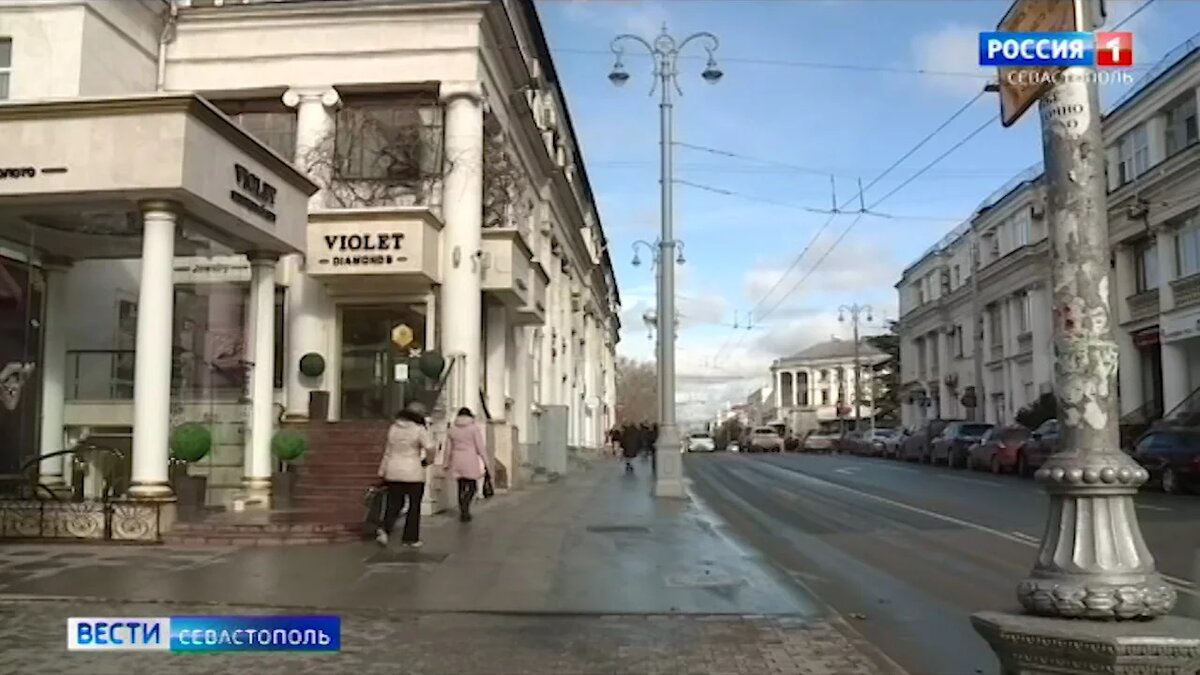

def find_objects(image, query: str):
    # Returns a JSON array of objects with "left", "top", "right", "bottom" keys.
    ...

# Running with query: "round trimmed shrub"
[
  {"left": 299, "top": 352, "right": 325, "bottom": 378},
  {"left": 170, "top": 423, "right": 212, "bottom": 463},
  {"left": 271, "top": 429, "right": 309, "bottom": 463},
  {"left": 417, "top": 351, "right": 445, "bottom": 378}
]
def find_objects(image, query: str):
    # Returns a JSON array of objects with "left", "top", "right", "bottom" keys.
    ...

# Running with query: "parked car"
[
  {"left": 901, "top": 419, "right": 962, "bottom": 463},
  {"left": 930, "top": 422, "right": 994, "bottom": 468},
  {"left": 835, "top": 430, "right": 866, "bottom": 454},
  {"left": 860, "top": 428, "right": 900, "bottom": 457},
  {"left": 1130, "top": 428, "right": 1200, "bottom": 494},
  {"left": 727, "top": 441, "right": 741, "bottom": 453},
  {"left": 686, "top": 433, "right": 716, "bottom": 453},
  {"left": 749, "top": 426, "right": 784, "bottom": 453},
  {"left": 1021, "top": 418, "right": 1060, "bottom": 476},
  {"left": 880, "top": 428, "right": 907, "bottom": 458},
  {"left": 968, "top": 425, "right": 1032, "bottom": 473},
  {"left": 803, "top": 431, "right": 837, "bottom": 453}
]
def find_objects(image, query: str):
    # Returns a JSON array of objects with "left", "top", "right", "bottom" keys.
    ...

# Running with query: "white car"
[{"left": 686, "top": 433, "right": 716, "bottom": 452}]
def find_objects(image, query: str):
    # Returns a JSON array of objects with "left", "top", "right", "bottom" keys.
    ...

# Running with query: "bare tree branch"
[{"left": 615, "top": 356, "right": 658, "bottom": 427}]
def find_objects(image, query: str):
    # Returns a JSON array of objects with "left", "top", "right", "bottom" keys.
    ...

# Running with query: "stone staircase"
[{"left": 289, "top": 419, "right": 393, "bottom": 529}]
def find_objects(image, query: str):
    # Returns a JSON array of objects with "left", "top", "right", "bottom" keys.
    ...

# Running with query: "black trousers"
[
  {"left": 381, "top": 481, "right": 424, "bottom": 543},
  {"left": 456, "top": 478, "right": 478, "bottom": 517}
]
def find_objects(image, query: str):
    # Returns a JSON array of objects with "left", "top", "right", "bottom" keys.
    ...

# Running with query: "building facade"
[
  {"left": 897, "top": 39, "right": 1200, "bottom": 433},
  {"left": 770, "top": 338, "right": 887, "bottom": 434},
  {"left": 0, "top": 0, "right": 619, "bottom": 507}
]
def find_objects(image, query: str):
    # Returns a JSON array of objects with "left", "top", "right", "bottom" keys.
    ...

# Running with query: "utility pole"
[
  {"left": 839, "top": 304, "right": 873, "bottom": 432},
  {"left": 973, "top": 0, "right": 1198, "bottom": 669},
  {"left": 970, "top": 230, "right": 986, "bottom": 423},
  {"left": 611, "top": 25, "right": 722, "bottom": 499}
]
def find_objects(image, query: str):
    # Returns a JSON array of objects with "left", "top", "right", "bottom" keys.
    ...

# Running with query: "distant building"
[{"left": 770, "top": 338, "right": 888, "bottom": 434}]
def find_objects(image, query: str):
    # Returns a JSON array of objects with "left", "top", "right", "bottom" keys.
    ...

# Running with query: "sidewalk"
[{"left": 0, "top": 457, "right": 904, "bottom": 674}]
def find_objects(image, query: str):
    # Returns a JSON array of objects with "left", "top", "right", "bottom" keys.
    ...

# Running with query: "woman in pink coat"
[{"left": 443, "top": 407, "right": 490, "bottom": 522}]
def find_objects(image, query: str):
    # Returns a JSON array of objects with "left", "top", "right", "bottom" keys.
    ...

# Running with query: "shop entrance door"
[
  {"left": 339, "top": 305, "right": 425, "bottom": 420},
  {"left": 0, "top": 254, "right": 43, "bottom": 477}
]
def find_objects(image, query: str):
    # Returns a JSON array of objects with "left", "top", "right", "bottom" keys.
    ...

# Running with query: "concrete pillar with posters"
[{"left": 972, "top": 1, "right": 1200, "bottom": 670}]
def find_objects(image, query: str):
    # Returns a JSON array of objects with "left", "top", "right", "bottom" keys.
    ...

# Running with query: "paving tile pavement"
[{"left": 0, "top": 600, "right": 896, "bottom": 675}]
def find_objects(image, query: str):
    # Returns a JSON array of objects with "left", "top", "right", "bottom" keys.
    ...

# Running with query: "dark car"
[
  {"left": 900, "top": 419, "right": 962, "bottom": 463},
  {"left": 930, "top": 422, "right": 994, "bottom": 468},
  {"left": 1130, "top": 428, "right": 1200, "bottom": 494},
  {"left": 1021, "top": 418, "right": 1060, "bottom": 476},
  {"left": 968, "top": 425, "right": 1032, "bottom": 473}
]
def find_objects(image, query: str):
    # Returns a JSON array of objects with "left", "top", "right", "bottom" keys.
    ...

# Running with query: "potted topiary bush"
[
  {"left": 169, "top": 422, "right": 212, "bottom": 519},
  {"left": 271, "top": 429, "right": 309, "bottom": 509}
]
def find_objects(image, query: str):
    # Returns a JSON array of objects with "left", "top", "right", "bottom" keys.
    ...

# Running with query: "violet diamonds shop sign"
[{"left": 317, "top": 232, "right": 408, "bottom": 268}]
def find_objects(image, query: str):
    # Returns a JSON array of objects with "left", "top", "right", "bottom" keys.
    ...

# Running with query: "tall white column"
[
  {"left": 582, "top": 311, "right": 597, "bottom": 448},
  {"left": 485, "top": 301, "right": 508, "bottom": 421},
  {"left": 1155, "top": 224, "right": 1176, "bottom": 312},
  {"left": 512, "top": 325, "right": 531, "bottom": 442},
  {"left": 37, "top": 263, "right": 71, "bottom": 487},
  {"left": 937, "top": 330, "right": 952, "bottom": 414},
  {"left": 282, "top": 87, "right": 340, "bottom": 418},
  {"left": 1115, "top": 326, "right": 1143, "bottom": 416},
  {"left": 128, "top": 202, "right": 178, "bottom": 500},
  {"left": 440, "top": 82, "right": 485, "bottom": 415},
  {"left": 1029, "top": 284, "right": 1053, "bottom": 390},
  {"left": 1162, "top": 340, "right": 1190, "bottom": 416},
  {"left": 244, "top": 254, "right": 278, "bottom": 499}
]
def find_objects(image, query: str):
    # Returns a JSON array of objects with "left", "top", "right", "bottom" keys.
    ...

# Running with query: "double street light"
[
  {"left": 838, "top": 303, "right": 873, "bottom": 432},
  {"left": 611, "top": 25, "right": 722, "bottom": 498}
]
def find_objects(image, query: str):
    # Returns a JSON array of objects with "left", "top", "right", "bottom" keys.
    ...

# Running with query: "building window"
[
  {"left": 952, "top": 265, "right": 961, "bottom": 288},
  {"left": 1175, "top": 214, "right": 1200, "bottom": 278},
  {"left": 0, "top": 38, "right": 9, "bottom": 100},
  {"left": 988, "top": 305, "right": 1004, "bottom": 347},
  {"left": 916, "top": 340, "right": 927, "bottom": 374},
  {"left": 1012, "top": 210, "right": 1030, "bottom": 248},
  {"left": 821, "top": 389, "right": 829, "bottom": 405},
  {"left": 1135, "top": 239, "right": 1159, "bottom": 291},
  {"left": 335, "top": 96, "right": 443, "bottom": 183},
  {"left": 1164, "top": 95, "right": 1198, "bottom": 157},
  {"left": 914, "top": 282, "right": 925, "bottom": 306},
  {"left": 955, "top": 326, "right": 965, "bottom": 357},
  {"left": 1117, "top": 125, "right": 1150, "bottom": 185},
  {"left": 214, "top": 100, "right": 298, "bottom": 159},
  {"left": 1018, "top": 293, "right": 1031, "bottom": 334}
]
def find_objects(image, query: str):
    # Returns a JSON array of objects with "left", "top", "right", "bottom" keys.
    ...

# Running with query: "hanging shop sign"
[
  {"left": 230, "top": 163, "right": 278, "bottom": 223},
  {"left": 1132, "top": 327, "right": 1161, "bottom": 348}
]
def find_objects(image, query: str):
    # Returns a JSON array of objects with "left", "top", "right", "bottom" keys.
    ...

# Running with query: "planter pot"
[
  {"left": 272, "top": 469, "right": 299, "bottom": 509},
  {"left": 171, "top": 473, "right": 207, "bottom": 522},
  {"left": 308, "top": 391, "right": 330, "bottom": 422}
]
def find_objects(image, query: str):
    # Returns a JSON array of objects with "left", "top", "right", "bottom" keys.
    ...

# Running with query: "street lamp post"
[
  {"left": 611, "top": 25, "right": 721, "bottom": 498},
  {"left": 838, "top": 304, "right": 873, "bottom": 432}
]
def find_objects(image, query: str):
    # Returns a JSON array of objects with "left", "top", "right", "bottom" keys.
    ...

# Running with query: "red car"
[{"left": 968, "top": 425, "right": 1032, "bottom": 474}]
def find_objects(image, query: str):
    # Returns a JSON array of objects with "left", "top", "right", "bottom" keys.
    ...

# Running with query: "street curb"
[{"left": 684, "top": 468, "right": 911, "bottom": 675}]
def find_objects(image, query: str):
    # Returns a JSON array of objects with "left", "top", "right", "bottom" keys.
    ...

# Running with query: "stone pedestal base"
[{"left": 972, "top": 610, "right": 1200, "bottom": 674}]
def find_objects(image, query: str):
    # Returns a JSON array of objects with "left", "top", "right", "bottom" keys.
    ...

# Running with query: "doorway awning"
[{"left": 0, "top": 93, "right": 318, "bottom": 260}]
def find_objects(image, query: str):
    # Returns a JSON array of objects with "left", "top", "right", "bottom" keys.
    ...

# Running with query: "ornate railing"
[
  {"left": 1126, "top": 289, "right": 1161, "bottom": 323},
  {"left": 0, "top": 445, "right": 166, "bottom": 542}
]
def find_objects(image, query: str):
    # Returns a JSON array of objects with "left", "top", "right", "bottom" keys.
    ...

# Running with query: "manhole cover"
[
  {"left": 367, "top": 550, "right": 449, "bottom": 565},
  {"left": 586, "top": 525, "right": 651, "bottom": 534}
]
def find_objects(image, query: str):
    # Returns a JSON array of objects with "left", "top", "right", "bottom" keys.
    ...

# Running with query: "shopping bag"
[{"left": 362, "top": 486, "right": 388, "bottom": 539}]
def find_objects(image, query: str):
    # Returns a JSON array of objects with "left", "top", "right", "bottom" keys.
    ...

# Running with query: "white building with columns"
[
  {"left": 0, "top": 0, "right": 619, "bottom": 508},
  {"left": 770, "top": 338, "right": 887, "bottom": 434},
  {"left": 897, "top": 39, "right": 1200, "bottom": 434}
]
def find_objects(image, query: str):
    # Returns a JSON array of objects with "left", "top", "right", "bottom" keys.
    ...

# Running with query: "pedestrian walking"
[
  {"left": 376, "top": 405, "right": 435, "bottom": 548},
  {"left": 443, "top": 407, "right": 490, "bottom": 522}
]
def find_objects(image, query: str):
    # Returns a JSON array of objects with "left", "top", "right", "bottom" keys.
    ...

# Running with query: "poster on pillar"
[{"left": 0, "top": 253, "right": 43, "bottom": 475}]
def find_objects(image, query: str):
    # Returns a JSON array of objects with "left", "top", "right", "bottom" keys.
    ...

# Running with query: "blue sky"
[{"left": 534, "top": 0, "right": 1200, "bottom": 423}]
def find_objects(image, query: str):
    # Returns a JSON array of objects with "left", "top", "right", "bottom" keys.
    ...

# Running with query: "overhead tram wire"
[
  {"left": 675, "top": 178, "right": 967, "bottom": 222},
  {"left": 736, "top": 0, "right": 1157, "bottom": 337},
  {"left": 709, "top": 89, "right": 988, "bottom": 360}
]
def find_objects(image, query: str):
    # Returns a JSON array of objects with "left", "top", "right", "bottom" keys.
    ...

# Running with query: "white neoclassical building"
[
  {"left": 0, "top": 0, "right": 619, "bottom": 511},
  {"left": 770, "top": 338, "right": 887, "bottom": 434},
  {"left": 897, "top": 38, "right": 1200, "bottom": 433}
]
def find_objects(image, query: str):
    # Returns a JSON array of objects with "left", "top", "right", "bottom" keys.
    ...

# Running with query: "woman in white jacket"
[{"left": 376, "top": 406, "right": 435, "bottom": 547}]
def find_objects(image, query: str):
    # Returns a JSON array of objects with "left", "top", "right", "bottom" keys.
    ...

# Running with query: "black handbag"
[
  {"left": 362, "top": 486, "right": 388, "bottom": 539},
  {"left": 482, "top": 470, "right": 495, "bottom": 498}
]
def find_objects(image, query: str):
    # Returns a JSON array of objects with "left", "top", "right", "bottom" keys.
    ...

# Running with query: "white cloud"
[
  {"left": 741, "top": 231, "right": 906, "bottom": 313},
  {"left": 910, "top": 23, "right": 991, "bottom": 98}
]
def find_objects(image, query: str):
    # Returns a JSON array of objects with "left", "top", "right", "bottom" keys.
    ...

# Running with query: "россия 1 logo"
[{"left": 979, "top": 31, "right": 1133, "bottom": 67}]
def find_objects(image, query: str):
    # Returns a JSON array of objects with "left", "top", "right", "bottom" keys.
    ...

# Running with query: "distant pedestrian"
[
  {"left": 443, "top": 407, "right": 490, "bottom": 522},
  {"left": 376, "top": 406, "right": 435, "bottom": 548}
]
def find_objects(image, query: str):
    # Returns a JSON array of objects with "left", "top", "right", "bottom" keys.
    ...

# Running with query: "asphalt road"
[{"left": 684, "top": 452, "right": 1200, "bottom": 675}]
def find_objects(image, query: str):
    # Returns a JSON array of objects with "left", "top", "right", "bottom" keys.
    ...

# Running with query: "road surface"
[{"left": 685, "top": 452, "right": 1200, "bottom": 675}]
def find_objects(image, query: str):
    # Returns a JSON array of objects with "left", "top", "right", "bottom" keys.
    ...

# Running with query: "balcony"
[
  {"left": 305, "top": 207, "right": 443, "bottom": 291},
  {"left": 513, "top": 260, "right": 549, "bottom": 326},
  {"left": 990, "top": 343, "right": 1004, "bottom": 362},
  {"left": 481, "top": 228, "right": 535, "bottom": 309},
  {"left": 1127, "top": 288, "right": 1161, "bottom": 323},
  {"left": 1017, "top": 332, "right": 1033, "bottom": 355},
  {"left": 1171, "top": 274, "right": 1200, "bottom": 309}
]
